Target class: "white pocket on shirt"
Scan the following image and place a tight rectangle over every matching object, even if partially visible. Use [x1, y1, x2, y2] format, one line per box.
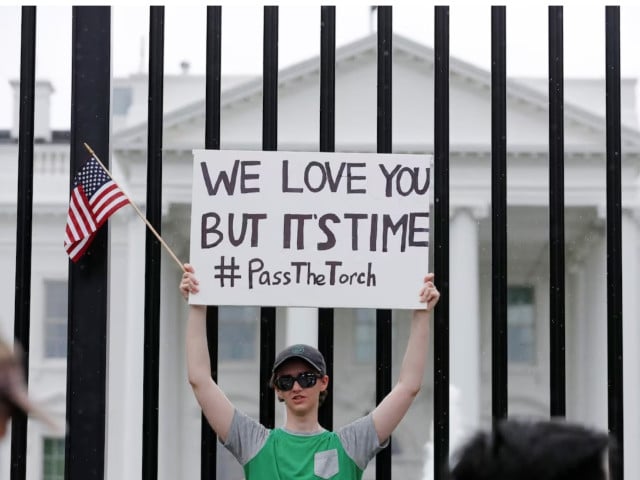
[314, 449, 339, 479]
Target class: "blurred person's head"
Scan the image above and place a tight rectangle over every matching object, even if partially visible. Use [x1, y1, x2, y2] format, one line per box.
[0, 337, 57, 438]
[447, 418, 614, 480]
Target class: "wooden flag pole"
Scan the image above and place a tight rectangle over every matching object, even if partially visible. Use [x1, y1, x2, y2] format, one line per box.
[83, 142, 186, 273]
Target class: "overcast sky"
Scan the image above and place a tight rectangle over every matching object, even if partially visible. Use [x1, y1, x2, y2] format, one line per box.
[1, 3, 640, 129]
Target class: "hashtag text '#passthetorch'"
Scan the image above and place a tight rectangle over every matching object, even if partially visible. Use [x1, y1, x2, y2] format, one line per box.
[212, 256, 377, 289]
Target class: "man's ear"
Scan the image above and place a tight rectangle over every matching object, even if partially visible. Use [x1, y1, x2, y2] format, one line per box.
[319, 375, 329, 391]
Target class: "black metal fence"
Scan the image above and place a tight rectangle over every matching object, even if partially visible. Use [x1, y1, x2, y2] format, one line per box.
[9, 5, 625, 480]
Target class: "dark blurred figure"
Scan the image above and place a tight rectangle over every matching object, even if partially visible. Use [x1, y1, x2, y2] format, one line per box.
[447, 418, 614, 480]
[0, 337, 58, 438]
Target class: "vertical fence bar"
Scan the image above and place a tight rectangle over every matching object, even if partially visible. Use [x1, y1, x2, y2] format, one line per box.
[65, 7, 111, 479]
[318, 5, 336, 431]
[433, 6, 450, 480]
[201, 6, 222, 480]
[605, 6, 624, 480]
[11, 6, 36, 480]
[260, 5, 278, 429]
[202, 308, 218, 478]
[205, 6, 222, 153]
[142, 6, 164, 480]
[490, 5, 508, 424]
[375, 6, 392, 479]
[548, 6, 566, 418]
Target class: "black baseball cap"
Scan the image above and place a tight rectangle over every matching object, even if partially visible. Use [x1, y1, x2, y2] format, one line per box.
[272, 344, 326, 375]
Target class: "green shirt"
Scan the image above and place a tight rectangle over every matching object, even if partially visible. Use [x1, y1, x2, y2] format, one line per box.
[224, 410, 387, 479]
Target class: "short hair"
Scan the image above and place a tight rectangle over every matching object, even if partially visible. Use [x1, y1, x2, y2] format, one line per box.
[447, 419, 614, 480]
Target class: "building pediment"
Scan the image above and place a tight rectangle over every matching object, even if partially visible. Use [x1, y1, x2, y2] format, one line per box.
[112, 33, 640, 152]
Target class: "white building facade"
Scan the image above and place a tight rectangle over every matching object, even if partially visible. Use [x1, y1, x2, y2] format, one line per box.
[0, 34, 639, 480]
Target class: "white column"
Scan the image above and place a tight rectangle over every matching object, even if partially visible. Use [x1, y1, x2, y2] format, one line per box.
[285, 307, 318, 346]
[159, 261, 185, 480]
[449, 208, 480, 447]
[106, 213, 145, 480]
[566, 264, 586, 422]
[622, 210, 639, 480]
[582, 235, 608, 430]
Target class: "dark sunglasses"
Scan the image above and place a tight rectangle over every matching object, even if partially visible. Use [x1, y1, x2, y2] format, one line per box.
[274, 372, 321, 391]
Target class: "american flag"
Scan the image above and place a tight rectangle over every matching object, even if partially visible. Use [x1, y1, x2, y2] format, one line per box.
[64, 156, 130, 261]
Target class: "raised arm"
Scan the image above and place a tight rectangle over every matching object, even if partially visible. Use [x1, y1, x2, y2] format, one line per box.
[181, 264, 235, 442]
[371, 273, 439, 443]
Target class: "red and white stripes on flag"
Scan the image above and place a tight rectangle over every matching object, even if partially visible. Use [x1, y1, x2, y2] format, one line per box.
[64, 156, 130, 261]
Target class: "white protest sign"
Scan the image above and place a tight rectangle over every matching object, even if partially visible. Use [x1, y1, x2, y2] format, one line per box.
[189, 150, 432, 309]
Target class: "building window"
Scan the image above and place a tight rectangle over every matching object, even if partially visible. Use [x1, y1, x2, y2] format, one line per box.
[43, 437, 65, 480]
[507, 285, 536, 364]
[112, 87, 133, 115]
[44, 280, 68, 359]
[218, 306, 258, 361]
[354, 309, 376, 363]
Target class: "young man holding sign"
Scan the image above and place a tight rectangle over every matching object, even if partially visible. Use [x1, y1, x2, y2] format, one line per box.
[180, 263, 439, 479]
